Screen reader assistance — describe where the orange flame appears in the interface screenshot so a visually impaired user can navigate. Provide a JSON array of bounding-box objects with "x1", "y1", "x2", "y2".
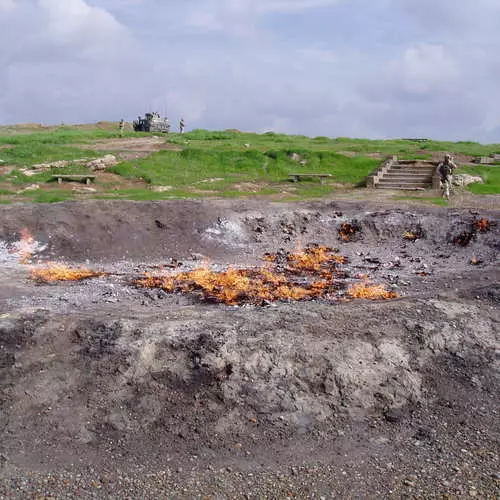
[
  {"x1": 286, "y1": 246, "x2": 345, "y2": 273},
  {"x1": 474, "y1": 218, "x2": 490, "y2": 233},
  {"x1": 347, "y1": 281, "x2": 397, "y2": 300},
  {"x1": 135, "y1": 246, "x2": 393, "y2": 305},
  {"x1": 31, "y1": 263, "x2": 106, "y2": 283},
  {"x1": 135, "y1": 266, "x2": 329, "y2": 305},
  {"x1": 17, "y1": 228, "x2": 35, "y2": 264},
  {"x1": 338, "y1": 222, "x2": 360, "y2": 242},
  {"x1": 403, "y1": 231, "x2": 418, "y2": 241}
]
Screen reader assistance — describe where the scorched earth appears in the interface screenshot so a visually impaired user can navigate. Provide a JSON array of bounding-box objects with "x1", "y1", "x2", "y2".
[{"x1": 0, "y1": 198, "x2": 498, "y2": 498}]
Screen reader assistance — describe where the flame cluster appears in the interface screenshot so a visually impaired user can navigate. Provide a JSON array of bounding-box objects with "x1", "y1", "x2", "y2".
[
  {"x1": 453, "y1": 231, "x2": 475, "y2": 247},
  {"x1": 474, "y1": 218, "x2": 490, "y2": 233},
  {"x1": 338, "y1": 222, "x2": 361, "y2": 242},
  {"x1": 265, "y1": 246, "x2": 345, "y2": 275},
  {"x1": 10, "y1": 228, "x2": 36, "y2": 264},
  {"x1": 136, "y1": 267, "x2": 333, "y2": 305},
  {"x1": 31, "y1": 263, "x2": 106, "y2": 283},
  {"x1": 403, "y1": 228, "x2": 424, "y2": 241},
  {"x1": 135, "y1": 246, "x2": 395, "y2": 305},
  {"x1": 453, "y1": 217, "x2": 494, "y2": 246},
  {"x1": 347, "y1": 281, "x2": 398, "y2": 300}
]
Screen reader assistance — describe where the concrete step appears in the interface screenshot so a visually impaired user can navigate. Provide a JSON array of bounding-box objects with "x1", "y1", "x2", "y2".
[
  {"x1": 392, "y1": 163, "x2": 435, "y2": 167},
  {"x1": 391, "y1": 167, "x2": 435, "y2": 173},
  {"x1": 389, "y1": 171, "x2": 434, "y2": 177},
  {"x1": 384, "y1": 173, "x2": 432, "y2": 179},
  {"x1": 376, "y1": 181, "x2": 431, "y2": 188},
  {"x1": 376, "y1": 185, "x2": 428, "y2": 190}
]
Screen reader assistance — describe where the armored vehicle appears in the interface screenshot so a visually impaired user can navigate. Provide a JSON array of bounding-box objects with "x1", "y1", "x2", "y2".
[{"x1": 133, "y1": 112, "x2": 170, "y2": 133}]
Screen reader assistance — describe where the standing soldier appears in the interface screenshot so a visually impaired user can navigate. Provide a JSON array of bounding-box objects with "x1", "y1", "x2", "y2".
[
  {"x1": 119, "y1": 119, "x2": 125, "y2": 137},
  {"x1": 437, "y1": 153, "x2": 457, "y2": 199},
  {"x1": 179, "y1": 117, "x2": 185, "y2": 134}
]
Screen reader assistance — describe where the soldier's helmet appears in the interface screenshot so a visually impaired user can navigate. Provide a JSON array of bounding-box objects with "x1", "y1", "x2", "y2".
[{"x1": 444, "y1": 153, "x2": 451, "y2": 160}]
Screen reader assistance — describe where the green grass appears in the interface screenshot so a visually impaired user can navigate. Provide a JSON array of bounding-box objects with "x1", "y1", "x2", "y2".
[
  {"x1": 109, "y1": 148, "x2": 380, "y2": 188},
  {"x1": 26, "y1": 190, "x2": 74, "y2": 203},
  {"x1": 459, "y1": 165, "x2": 500, "y2": 194},
  {"x1": 0, "y1": 144, "x2": 101, "y2": 166},
  {"x1": 3, "y1": 164, "x2": 94, "y2": 185},
  {"x1": 168, "y1": 131, "x2": 500, "y2": 157},
  {"x1": 0, "y1": 126, "x2": 499, "y2": 202},
  {"x1": 93, "y1": 188, "x2": 199, "y2": 201},
  {"x1": 0, "y1": 127, "x2": 142, "y2": 167},
  {"x1": 0, "y1": 127, "x2": 138, "y2": 146}
]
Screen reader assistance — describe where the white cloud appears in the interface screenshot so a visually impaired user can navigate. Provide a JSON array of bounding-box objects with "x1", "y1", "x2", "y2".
[
  {"x1": 0, "y1": 0, "x2": 145, "y2": 124},
  {"x1": 0, "y1": 0, "x2": 15, "y2": 12},
  {"x1": 1, "y1": 0, "x2": 500, "y2": 142},
  {"x1": 185, "y1": 0, "x2": 344, "y2": 35},
  {"x1": 391, "y1": 44, "x2": 459, "y2": 95}
]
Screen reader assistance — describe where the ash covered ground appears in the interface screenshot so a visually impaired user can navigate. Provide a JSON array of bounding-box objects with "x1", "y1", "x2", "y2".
[{"x1": 0, "y1": 199, "x2": 499, "y2": 499}]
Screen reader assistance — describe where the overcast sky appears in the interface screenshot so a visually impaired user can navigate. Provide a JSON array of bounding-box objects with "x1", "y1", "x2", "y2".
[{"x1": 1, "y1": 0, "x2": 499, "y2": 141}]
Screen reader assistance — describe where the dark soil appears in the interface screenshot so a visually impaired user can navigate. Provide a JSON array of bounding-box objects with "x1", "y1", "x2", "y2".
[{"x1": 0, "y1": 199, "x2": 498, "y2": 498}]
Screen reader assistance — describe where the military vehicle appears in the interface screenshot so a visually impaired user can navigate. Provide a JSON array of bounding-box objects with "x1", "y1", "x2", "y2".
[{"x1": 133, "y1": 112, "x2": 170, "y2": 133}]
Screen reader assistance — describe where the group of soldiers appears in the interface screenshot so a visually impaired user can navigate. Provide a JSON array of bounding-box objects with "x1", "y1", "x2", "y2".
[{"x1": 118, "y1": 117, "x2": 186, "y2": 136}]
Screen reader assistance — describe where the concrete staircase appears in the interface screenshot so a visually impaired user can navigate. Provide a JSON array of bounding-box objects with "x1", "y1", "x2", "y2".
[{"x1": 367, "y1": 157, "x2": 439, "y2": 191}]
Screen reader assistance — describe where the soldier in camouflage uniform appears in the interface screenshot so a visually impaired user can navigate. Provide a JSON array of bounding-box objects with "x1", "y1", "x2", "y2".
[
  {"x1": 179, "y1": 118, "x2": 185, "y2": 134},
  {"x1": 119, "y1": 119, "x2": 125, "y2": 137},
  {"x1": 437, "y1": 154, "x2": 457, "y2": 199}
]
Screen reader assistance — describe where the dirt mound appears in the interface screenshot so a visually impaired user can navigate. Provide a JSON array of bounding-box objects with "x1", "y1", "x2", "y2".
[{"x1": 0, "y1": 199, "x2": 498, "y2": 497}]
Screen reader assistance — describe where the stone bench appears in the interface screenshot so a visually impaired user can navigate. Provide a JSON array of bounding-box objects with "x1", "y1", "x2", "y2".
[
  {"x1": 289, "y1": 173, "x2": 333, "y2": 184},
  {"x1": 51, "y1": 174, "x2": 96, "y2": 185}
]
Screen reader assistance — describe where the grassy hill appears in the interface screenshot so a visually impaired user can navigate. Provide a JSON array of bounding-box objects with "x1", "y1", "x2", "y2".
[{"x1": 0, "y1": 125, "x2": 499, "y2": 204}]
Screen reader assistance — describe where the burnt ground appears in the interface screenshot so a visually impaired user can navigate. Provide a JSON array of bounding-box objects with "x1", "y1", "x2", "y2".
[{"x1": 0, "y1": 199, "x2": 499, "y2": 498}]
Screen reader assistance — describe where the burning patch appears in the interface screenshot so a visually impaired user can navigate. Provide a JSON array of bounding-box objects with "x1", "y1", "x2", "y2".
[
  {"x1": 452, "y1": 217, "x2": 495, "y2": 246},
  {"x1": 338, "y1": 221, "x2": 361, "y2": 242},
  {"x1": 31, "y1": 263, "x2": 107, "y2": 283},
  {"x1": 135, "y1": 246, "x2": 395, "y2": 305},
  {"x1": 136, "y1": 267, "x2": 335, "y2": 305},
  {"x1": 264, "y1": 246, "x2": 345, "y2": 276},
  {"x1": 8, "y1": 228, "x2": 47, "y2": 264},
  {"x1": 403, "y1": 227, "x2": 425, "y2": 242},
  {"x1": 347, "y1": 281, "x2": 397, "y2": 300},
  {"x1": 453, "y1": 231, "x2": 476, "y2": 247},
  {"x1": 474, "y1": 218, "x2": 491, "y2": 233}
]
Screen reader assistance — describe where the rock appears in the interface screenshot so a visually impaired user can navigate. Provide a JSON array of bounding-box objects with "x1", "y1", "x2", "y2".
[
  {"x1": 151, "y1": 186, "x2": 173, "y2": 192},
  {"x1": 72, "y1": 187, "x2": 97, "y2": 193},
  {"x1": 87, "y1": 154, "x2": 118, "y2": 171},
  {"x1": 32, "y1": 160, "x2": 73, "y2": 170},
  {"x1": 191, "y1": 253, "x2": 206, "y2": 261},
  {"x1": 18, "y1": 168, "x2": 41, "y2": 177},
  {"x1": 16, "y1": 184, "x2": 40, "y2": 194},
  {"x1": 453, "y1": 174, "x2": 483, "y2": 187},
  {"x1": 289, "y1": 152, "x2": 302, "y2": 162}
]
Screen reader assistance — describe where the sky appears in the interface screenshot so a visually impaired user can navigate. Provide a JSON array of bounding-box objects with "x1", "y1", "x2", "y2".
[{"x1": 0, "y1": 0, "x2": 499, "y2": 141}]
